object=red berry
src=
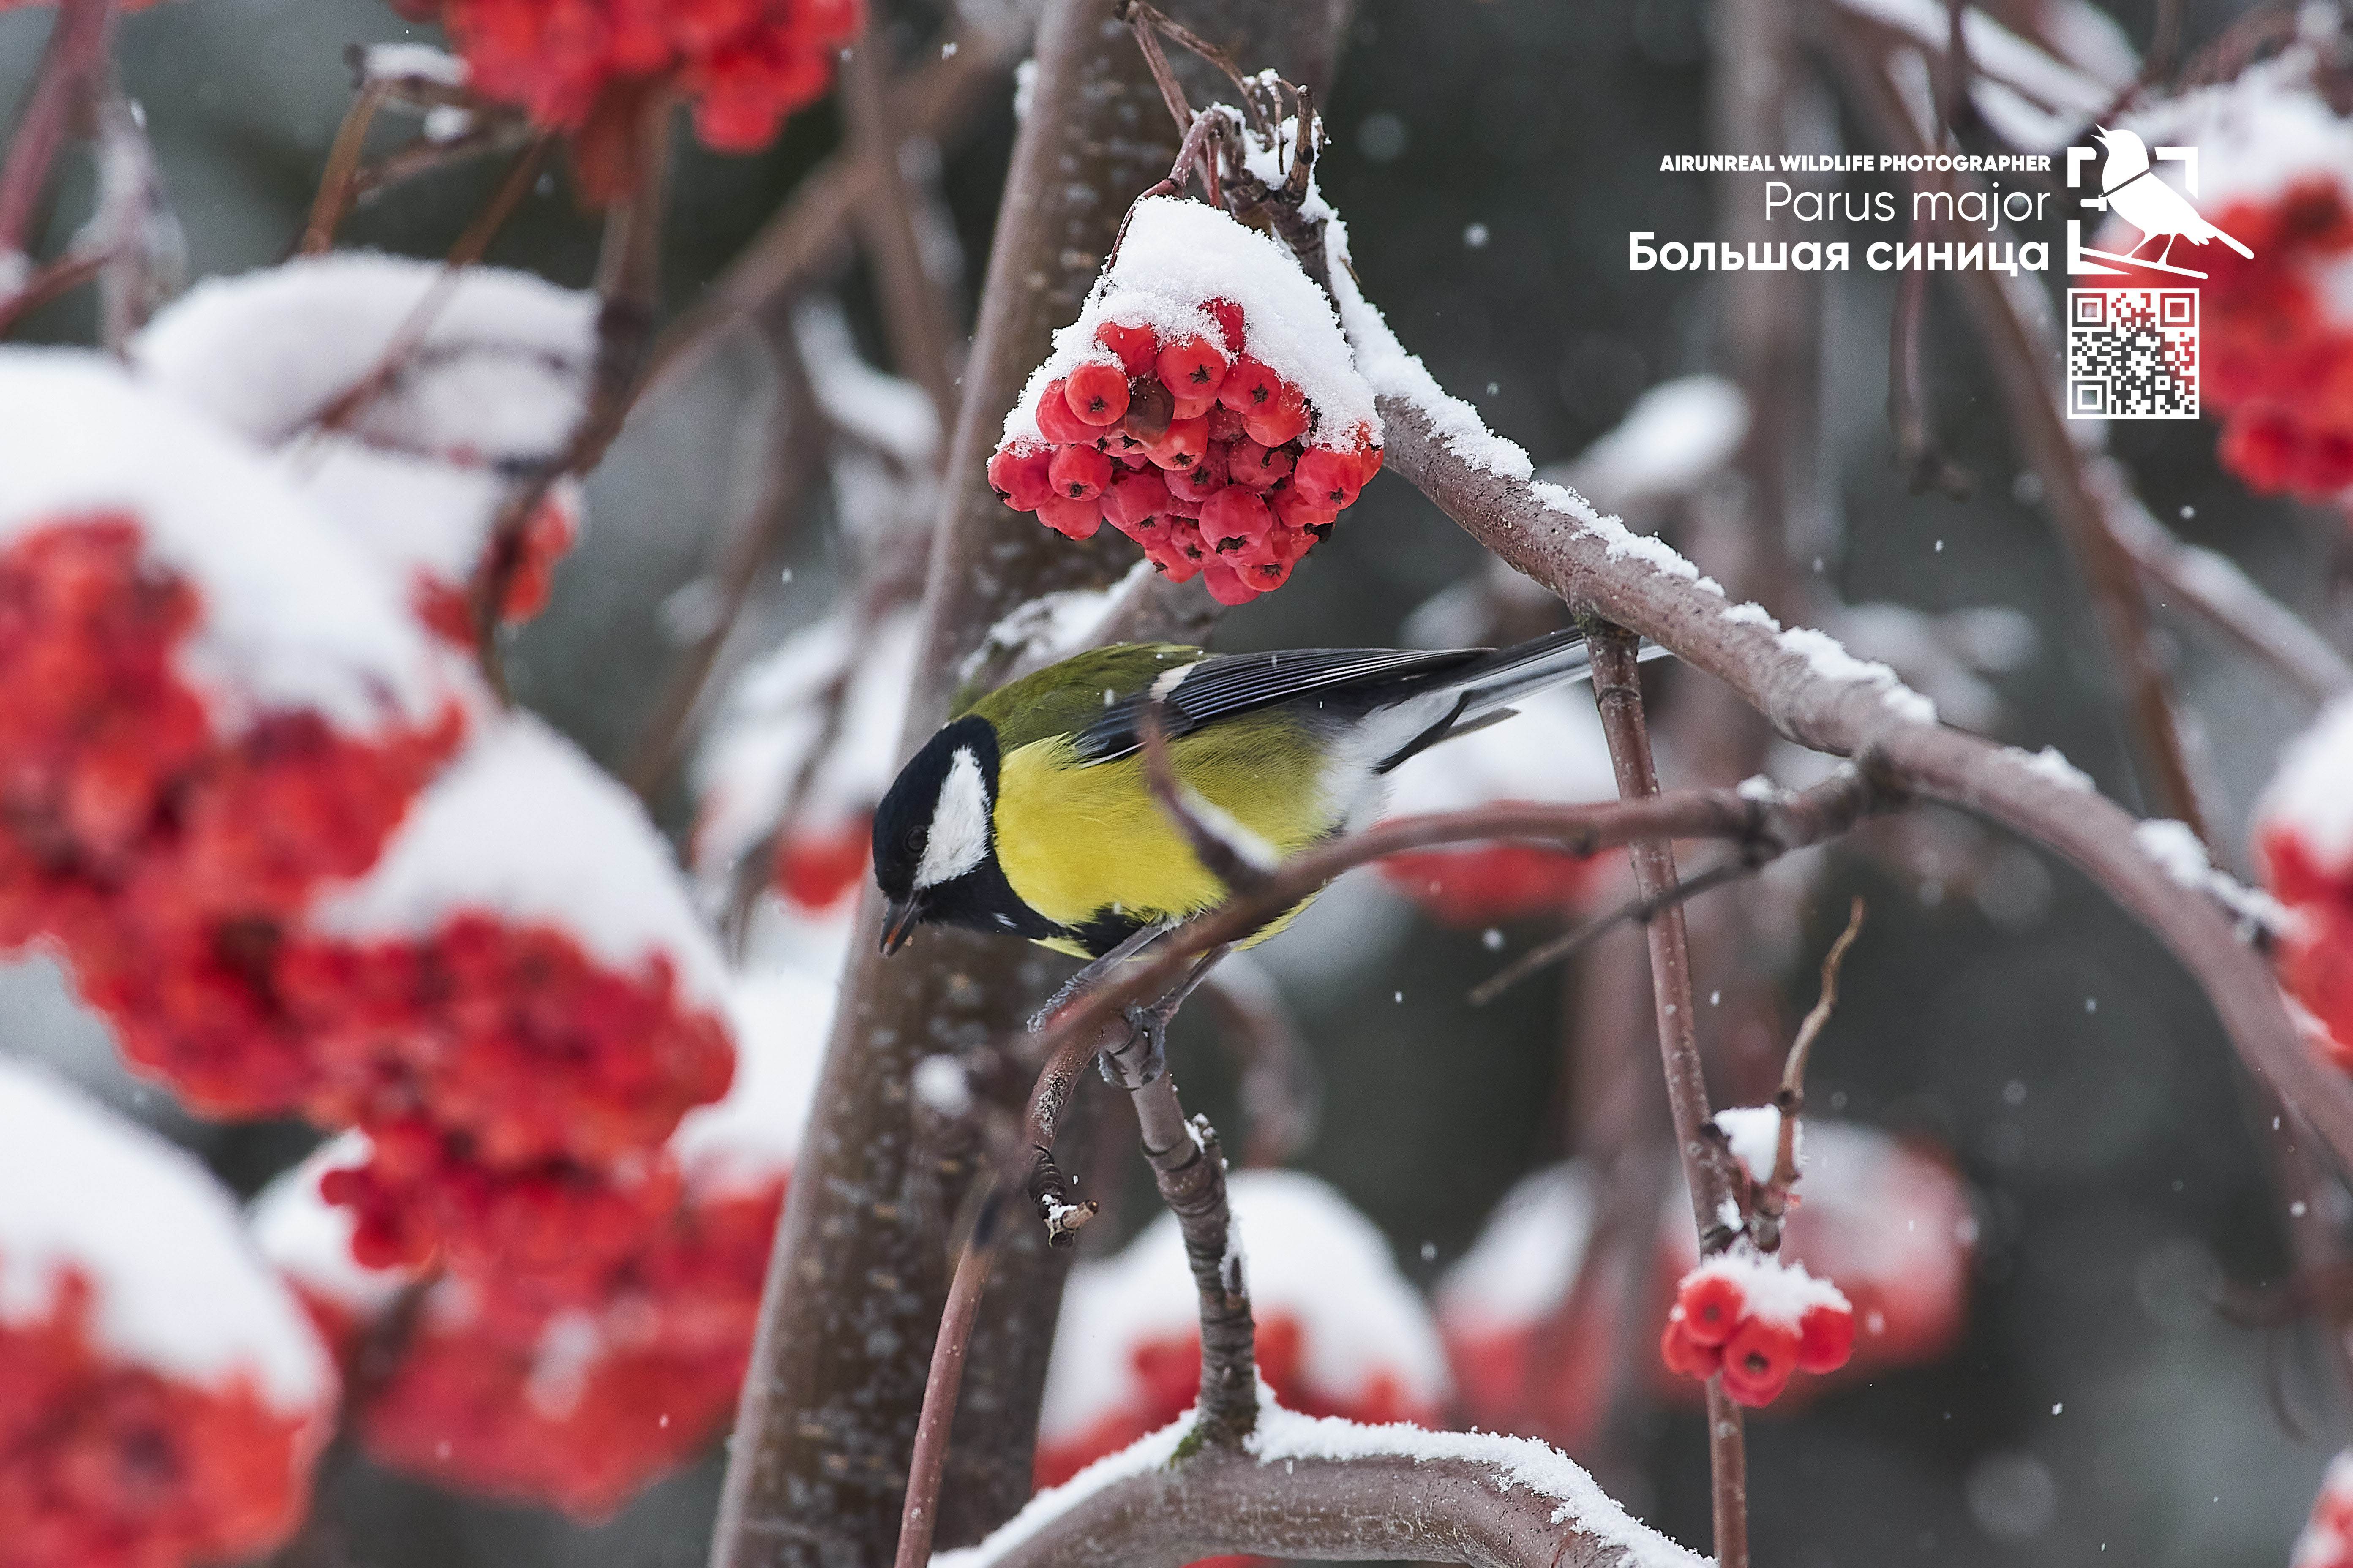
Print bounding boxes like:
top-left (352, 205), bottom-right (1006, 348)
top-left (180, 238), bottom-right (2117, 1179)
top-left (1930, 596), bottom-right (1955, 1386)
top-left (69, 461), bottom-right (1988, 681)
top-left (1244, 385), bottom-right (1311, 449)
top-left (1294, 446), bottom-right (1362, 508)
top-left (1148, 546), bottom-right (1202, 585)
top-left (1036, 495), bottom-right (1102, 540)
top-left (1266, 524), bottom-right (1312, 564)
top-left (1201, 562), bottom-right (1258, 606)
top-left (1121, 375), bottom-right (1175, 444)
top-left (1796, 1301), bottom-right (1855, 1375)
top-left (1207, 405), bottom-right (1249, 443)
top-left (1048, 444), bottom-right (1112, 501)
top-left (1227, 438), bottom-right (1294, 493)
top-left (1102, 468), bottom-right (1174, 532)
top-left (1219, 356), bottom-right (1281, 413)
top-left (1205, 298), bottom-right (1245, 352)
top-left (1273, 486), bottom-right (1339, 531)
top-left (1168, 446), bottom-right (1229, 502)
top-left (1659, 1314), bottom-right (1720, 1380)
top-left (1143, 416), bottom-right (1210, 471)
top-left (1200, 488), bottom-right (1274, 555)
top-left (1064, 361), bottom-right (1130, 427)
top-left (1718, 1317), bottom-right (1800, 1408)
top-left (1095, 321), bottom-right (1159, 377)
top-left (1356, 443), bottom-right (1385, 482)
top-left (1674, 1270), bottom-right (1745, 1347)
top-left (1243, 559), bottom-right (1294, 593)
top-left (1156, 336), bottom-right (1230, 404)
top-left (1035, 379), bottom-right (1097, 446)
top-left (1164, 519), bottom-right (1208, 564)
top-left (987, 443), bottom-right (1055, 512)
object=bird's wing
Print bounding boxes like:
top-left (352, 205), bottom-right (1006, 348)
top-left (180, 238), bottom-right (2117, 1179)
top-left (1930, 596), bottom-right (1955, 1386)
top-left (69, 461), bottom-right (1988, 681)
top-left (1069, 645), bottom-right (1486, 764)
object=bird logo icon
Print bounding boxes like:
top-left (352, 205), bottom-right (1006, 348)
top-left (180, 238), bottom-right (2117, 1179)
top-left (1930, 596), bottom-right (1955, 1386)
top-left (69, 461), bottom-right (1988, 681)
top-left (2072, 128), bottom-right (2253, 279)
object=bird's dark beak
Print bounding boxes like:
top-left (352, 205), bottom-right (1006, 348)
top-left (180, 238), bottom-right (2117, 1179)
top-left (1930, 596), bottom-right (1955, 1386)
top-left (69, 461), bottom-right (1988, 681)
top-left (880, 897), bottom-right (921, 956)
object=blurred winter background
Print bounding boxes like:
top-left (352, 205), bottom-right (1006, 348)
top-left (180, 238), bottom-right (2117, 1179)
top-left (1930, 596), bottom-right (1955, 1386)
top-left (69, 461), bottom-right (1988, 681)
top-left (0, 0), bottom-right (2340, 1565)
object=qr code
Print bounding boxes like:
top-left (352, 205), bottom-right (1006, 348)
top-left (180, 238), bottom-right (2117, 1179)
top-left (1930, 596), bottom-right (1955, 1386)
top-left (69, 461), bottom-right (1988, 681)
top-left (2066, 289), bottom-right (2198, 420)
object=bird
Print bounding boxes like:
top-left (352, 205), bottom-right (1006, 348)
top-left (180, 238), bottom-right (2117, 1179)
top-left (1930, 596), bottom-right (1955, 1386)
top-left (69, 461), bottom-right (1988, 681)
top-left (2084, 127), bottom-right (2253, 272)
top-left (871, 627), bottom-right (1617, 969)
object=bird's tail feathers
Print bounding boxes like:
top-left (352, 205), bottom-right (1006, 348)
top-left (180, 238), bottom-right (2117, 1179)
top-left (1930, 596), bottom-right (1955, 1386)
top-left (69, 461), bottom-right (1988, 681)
top-left (1371, 629), bottom-right (1667, 773)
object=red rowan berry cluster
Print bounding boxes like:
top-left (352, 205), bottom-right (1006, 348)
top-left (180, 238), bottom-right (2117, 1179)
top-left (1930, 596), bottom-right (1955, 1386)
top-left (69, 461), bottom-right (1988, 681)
top-left (2101, 57), bottom-right (2353, 500)
top-left (0, 1064), bottom-right (339, 1568)
top-left (2296, 1452), bottom-right (2353, 1568)
top-left (1034, 1172), bottom-right (1448, 1487)
top-left (391, 0), bottom-right (858, 185)
top-left (2257, 696), bottom-right (2353, 1067)
top-left (135, 255), bottom-right (597, 650)
top-left (254, 969), bottom-right (823, 1518)
top-left (1659, 1251), bottom-right (1854, 1408)
top-left (990, 196), bottom-right (1382, 605)
top-left (1374, 687), bottom-right (1620, 923)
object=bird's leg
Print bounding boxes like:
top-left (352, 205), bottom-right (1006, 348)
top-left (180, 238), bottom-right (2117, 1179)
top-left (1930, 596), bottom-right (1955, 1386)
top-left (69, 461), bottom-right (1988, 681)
top-left (1028, 924), bottom-right (1168, 1032)
top-left (1100, 944), bottom-right (1234, 1089)
top-left (2156, 232), bottom-right (2177, 267)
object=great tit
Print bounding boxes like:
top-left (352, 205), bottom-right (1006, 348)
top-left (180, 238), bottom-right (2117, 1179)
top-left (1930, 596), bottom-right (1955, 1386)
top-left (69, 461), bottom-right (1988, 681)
top-left (872, 628), bottom-right (1611, 960)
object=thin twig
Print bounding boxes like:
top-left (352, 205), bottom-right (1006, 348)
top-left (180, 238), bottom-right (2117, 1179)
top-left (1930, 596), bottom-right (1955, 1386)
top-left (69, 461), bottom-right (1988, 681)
top-left (85, 75), bottom-right (183, 351)
top-left (0, 0), bottom-right (115, 261)
top-left (1470, 853), bottom-right (1764, 1006)
top-left (0, 245), bottom-right (112, 337)
top-left (1137, 697), bottom-right (1274, 897)
top-left (1748, 896), bottom-right (1866, 1250)
top-left (300, 80), bottom-right (392, 256)
top-left (842, 35), bottom-right (960, 428)
top-left (890, 1189), bottom-right (1004, 1568)
top-left (1584, 623), bottom-right (1747, 1568)
top-left (626, 317), bottom-right (826, 801)
top-left (1113, 0), bottom-right (1271, 139)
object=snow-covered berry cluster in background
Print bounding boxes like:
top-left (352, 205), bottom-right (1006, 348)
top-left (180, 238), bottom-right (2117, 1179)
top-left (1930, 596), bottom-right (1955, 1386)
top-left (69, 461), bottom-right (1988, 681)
top-left (0, 1063), bottom-right (338, 1568)
top-left (1374, 683), bottom-right (1621, 923)
top-left (693, 606), bottom-right (921, 919)
top-left (2256, 695), bottom-right (2353, 1068)
top-left (2111, 40), bottom-right (2353, 501)
top-left (0, 354), bottom-right (468, 1116)
top-left (1658, 1250), bottom-right (1853, 1408)
top-left (254, 969), bottom-right (826, 1518)
top-left (990, 196), bottom-right (1382, 606)
top-left (2296, 1451), bottom-right (2353, 1568)
top-left (134, 253), bottom-right (594, 648)
top-left (1438, 1124), bottom-right (1971, 1443)
top-left (1034, 1171), bottom-right (1448, 1487)
top-left (385, 0), bottom-right (859, 192)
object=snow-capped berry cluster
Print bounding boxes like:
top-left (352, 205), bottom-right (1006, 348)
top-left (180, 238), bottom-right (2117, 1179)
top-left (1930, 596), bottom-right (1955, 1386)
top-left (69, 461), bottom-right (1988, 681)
top-left (281, 717), bottom-right (736, 1278)
top-left (1035, 1171), bottom-right (1448, 1487)
top-left (0, 357), bottom-right (469, 1117)
top-left (1375, 684), bottom-right (1621, 923)
top-left (1658, 1250), bottom-right (1854, 1408)
top-left (991, 196), bottom-right (1382, 606)
top-left (135, 254), bottom-right (596, 649)
top-left (2104, 46), bottom-right (2353, 500)
top-left (692, 606), bottom-right (921, 918)
top-left (2296, 1451), bottom-right (2353, 1568)
top-left (396, 0), bottom-right (858, 190)
top-left (0, 1063), bottom-right (338, 1568)
top-left (2256, 696), bottom-right (2353, 1067)
top-left (253, 970), bottom-right (825, 1519)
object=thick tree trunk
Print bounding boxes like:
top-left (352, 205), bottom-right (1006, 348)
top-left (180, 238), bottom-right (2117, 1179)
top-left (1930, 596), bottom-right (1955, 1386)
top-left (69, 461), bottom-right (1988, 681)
top-left (709, 5), bottom-right (1350, 1564)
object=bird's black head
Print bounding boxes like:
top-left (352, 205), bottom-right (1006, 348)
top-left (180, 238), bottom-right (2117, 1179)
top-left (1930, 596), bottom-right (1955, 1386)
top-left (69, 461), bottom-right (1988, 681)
top-left (872, 716), bottom-right (1048, 954)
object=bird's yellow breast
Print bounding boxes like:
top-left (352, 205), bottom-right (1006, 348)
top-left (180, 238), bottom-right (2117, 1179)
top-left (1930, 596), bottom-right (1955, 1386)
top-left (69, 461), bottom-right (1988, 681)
top-left (992, 712), bottom-right (1340, 942)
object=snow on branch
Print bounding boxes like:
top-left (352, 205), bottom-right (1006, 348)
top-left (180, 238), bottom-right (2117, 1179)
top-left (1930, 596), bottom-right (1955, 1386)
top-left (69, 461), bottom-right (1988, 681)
top-left (936, 1399), bottom-right (1706, 1568)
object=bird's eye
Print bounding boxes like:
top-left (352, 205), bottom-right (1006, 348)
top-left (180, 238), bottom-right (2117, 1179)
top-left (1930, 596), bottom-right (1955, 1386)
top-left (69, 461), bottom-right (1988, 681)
top-left (903, 826), bottom-right (924, 853)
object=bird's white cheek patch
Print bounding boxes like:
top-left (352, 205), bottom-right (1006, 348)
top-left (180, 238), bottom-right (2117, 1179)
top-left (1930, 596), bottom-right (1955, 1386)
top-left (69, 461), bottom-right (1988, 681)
top-left (916, 748), bottom-right (991, 888)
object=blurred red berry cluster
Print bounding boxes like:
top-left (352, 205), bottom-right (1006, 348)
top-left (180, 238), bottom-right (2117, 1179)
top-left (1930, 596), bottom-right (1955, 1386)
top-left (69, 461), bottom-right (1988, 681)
top-left (0, 517), bottom-right (466, 1117)
top-left (990, 304), bottom-right (1380, 606)
top-left (404, 0), bottom-right (860, 186)
top-left (0, 1271), bottom-right (319, 1568)
top-left (2257, 697), bottom-right (2353, 1067)
top-left (2297, 1452), bottom-right (2353, 1568)
top-left (1658, 1253), bottom-right (1854, 1408)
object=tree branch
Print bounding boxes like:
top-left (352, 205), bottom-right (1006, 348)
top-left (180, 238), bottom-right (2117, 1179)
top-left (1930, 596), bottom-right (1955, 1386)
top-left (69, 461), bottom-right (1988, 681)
top-left (1130, 1083), bottom-right (1256, 1446)
top-left (842, 34), bottom-right (962, 429)
top-left (1584, 625), bottom-right (1747, 1568)
top-left (933, 1412), bottom-right (1704, 1568)
top-left (0, 0), bottom-right (115, 264)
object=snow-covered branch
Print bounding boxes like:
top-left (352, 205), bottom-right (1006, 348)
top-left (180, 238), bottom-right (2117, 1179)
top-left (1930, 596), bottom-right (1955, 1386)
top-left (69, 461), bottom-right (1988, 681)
top-left (935, 1403), bottom-right (1706, 1568)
